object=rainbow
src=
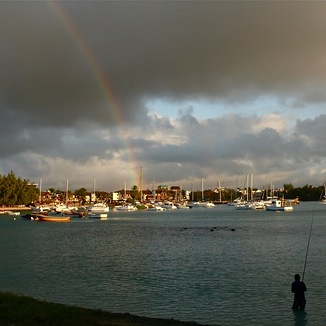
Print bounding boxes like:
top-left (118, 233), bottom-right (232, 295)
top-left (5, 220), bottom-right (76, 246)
top-left (48, 1), bottom-right (140, 187)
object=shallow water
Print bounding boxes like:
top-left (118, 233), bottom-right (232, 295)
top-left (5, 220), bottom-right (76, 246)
top-left (0, 202), bottom-right (325, 325)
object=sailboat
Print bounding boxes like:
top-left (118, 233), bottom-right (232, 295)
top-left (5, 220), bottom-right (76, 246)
top-left (319, 182), bottom-right (326, 204)
top-left (88, 179), bottom-right (109, 216)
top-left (235, 173), bottom-right (252, 210)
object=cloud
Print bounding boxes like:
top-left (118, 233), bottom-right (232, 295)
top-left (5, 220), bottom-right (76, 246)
top-left (1, 1), bottom-right (326, 190)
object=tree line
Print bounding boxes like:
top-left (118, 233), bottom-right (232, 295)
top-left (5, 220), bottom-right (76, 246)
top-left (0, 171), bottom-right (39, 207)
top-left (0, 171), bottom-right (324, 206)
top-left (202, 183), bottom-right (324, 202)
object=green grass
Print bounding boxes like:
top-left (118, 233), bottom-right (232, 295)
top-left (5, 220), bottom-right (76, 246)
top-left (0, 292), bottom-right (211, 326)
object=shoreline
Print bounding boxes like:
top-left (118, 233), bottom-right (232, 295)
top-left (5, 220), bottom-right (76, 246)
top-left (0, 206), bottom-right (31, 211)
top-left (0, 292), bottom-right (215, 326)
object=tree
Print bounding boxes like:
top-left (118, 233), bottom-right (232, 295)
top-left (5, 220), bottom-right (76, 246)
top-left (0, 171), bottom-right (38, 206)
top-left (131, 185), bottom-right (140, 201)
top-left (74, 187), bottom-right (87, 204)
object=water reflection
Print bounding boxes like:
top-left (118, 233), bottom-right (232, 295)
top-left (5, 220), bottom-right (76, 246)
top-left (293, 310), bottom-right (307, 326)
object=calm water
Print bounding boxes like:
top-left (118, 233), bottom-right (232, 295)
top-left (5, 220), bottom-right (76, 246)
top-left (1, 202), bottom-right (325, 326)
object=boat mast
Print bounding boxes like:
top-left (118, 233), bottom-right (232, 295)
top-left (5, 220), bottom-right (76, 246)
top-left (93, 179), bottom-right (96, 202)
top-left (251, 173), bottom-right (253, 201)
top-left (39, 178), bottom-right (42, 204)
top-left (139, 166), bottom-right (143, 202)
top-left (246, 173), bottom-right (249, 202)
top-left (191, 179), bottom-right (194, 201)
top-left (201, 178), bottom-right (204, 201)
top-left (218, 180), bottom-right (222, 202)
top-left (152, 178), bottom-right (156, 202)
top-left (66, 179), bottom-right (69, 205)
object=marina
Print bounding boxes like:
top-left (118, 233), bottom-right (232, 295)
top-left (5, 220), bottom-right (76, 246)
top-left (0, 202), bottom-right (325, 325)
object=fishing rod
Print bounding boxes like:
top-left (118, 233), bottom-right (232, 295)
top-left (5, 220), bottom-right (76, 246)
top-left (302, 204), bottom-right (316, 281)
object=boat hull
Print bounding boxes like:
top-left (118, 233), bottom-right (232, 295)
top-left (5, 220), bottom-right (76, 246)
top-left (265, 206), bottom-right (293, 212)
top-left (88, 213), bottom-right (108, 220)
top-left (35, 214), bottom-right (71, 222)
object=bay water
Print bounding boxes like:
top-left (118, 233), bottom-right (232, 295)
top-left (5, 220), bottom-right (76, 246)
top-left (0, 202), bottom-right (325, 325)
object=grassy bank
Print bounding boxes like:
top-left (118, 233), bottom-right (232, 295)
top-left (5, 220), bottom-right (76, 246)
top-left (0, 292), bottom-right (213, 326)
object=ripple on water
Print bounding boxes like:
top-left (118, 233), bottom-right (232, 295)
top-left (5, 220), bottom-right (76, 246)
top-left (1, 204), bottom-right (326, 325)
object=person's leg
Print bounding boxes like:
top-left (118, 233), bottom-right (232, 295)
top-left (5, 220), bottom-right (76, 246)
top-left (292, 300), bottom-right (298, 310)
top-left (300, 300), bottom-right (306, 310)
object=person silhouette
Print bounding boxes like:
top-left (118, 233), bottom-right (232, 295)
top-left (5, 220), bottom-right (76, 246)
top-left (291, 274), bottom-right (307, 310)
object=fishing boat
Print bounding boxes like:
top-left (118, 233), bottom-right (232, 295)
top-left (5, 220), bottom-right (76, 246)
top-left (34, 214), bottom-right (71, 222)
top-left (265, 199), bottom-right (293, 212)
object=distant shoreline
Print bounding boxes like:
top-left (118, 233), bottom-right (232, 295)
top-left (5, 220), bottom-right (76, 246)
top-left (0, 206), bottom-right (31, 211)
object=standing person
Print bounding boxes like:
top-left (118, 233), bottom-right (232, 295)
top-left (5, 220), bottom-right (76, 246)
top-left (291, 274), bottom-right (307, 310)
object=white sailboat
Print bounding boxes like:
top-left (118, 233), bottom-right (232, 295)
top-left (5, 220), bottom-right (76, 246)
top-left (319, 182), bottom-right (326, 204)
top-left (235, 173), bottom-right (252, 210)
top-left (88, 179), bottom-right (109, 214)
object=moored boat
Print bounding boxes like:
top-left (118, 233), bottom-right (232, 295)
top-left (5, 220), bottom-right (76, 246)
top-left (161, 202), bottom-right (177, 209)
top-left (116, 204), bottom-right (138, 211)
top-left (34, 214), bottom-right (71, 222)
top-left (147, 205), bottom-right (166, 211)
top-left (250, 201), bottom-right (265, 210)
top-left (31, 205), bottom-right (51, 214)
top-left (265, 199), bottom-right (294, 212)
top-left (319, 182), bottom-right (326, 204)
top-left (88, 213), bottom-right (108, 220)
top-left (5, 211), bottom-right (21, 216)
top-left (204, 202), bottom-right (215, 208)
top-left (54, 203), bottom-right (68, 213)
top-left (88, 202), bottom-right (109, 213)
top-left (235, 202), bottom-right (252, 210)
top-left (176, 203), bottom-right (189, 209)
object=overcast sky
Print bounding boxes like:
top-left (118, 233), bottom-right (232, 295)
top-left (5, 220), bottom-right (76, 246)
top-left (1, 1), bottom-right (326, 192)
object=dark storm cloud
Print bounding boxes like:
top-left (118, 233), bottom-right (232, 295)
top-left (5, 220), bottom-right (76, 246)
top-left (1, 1), bottom-right (326, 189)
top-left (2, 1), bottom-right (326, 125)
